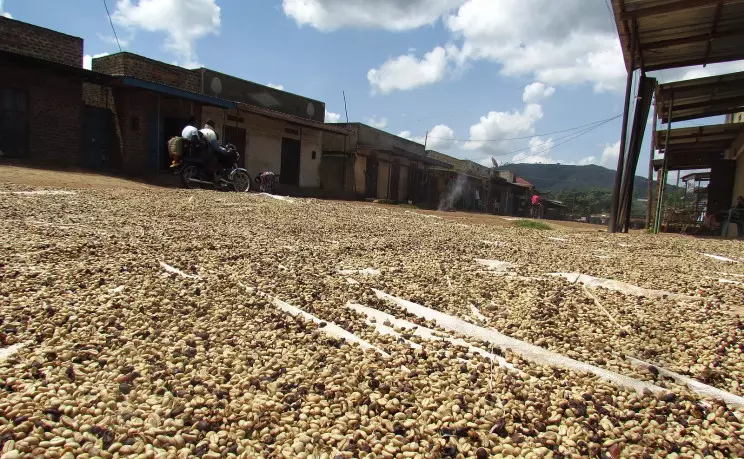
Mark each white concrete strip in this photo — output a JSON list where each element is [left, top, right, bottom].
[[1, 190, 75, 196], [719, 278, 744, 286], [500, 217, 520, 221], [347, 303, 517, 372], [339, 268, 381, 277], [259, 193, 294, 202], [446, 276, 453, 290], [720, 272, 744, 278], [373, 289, 665, 395], [404, 211, 443, 219], [470, 304, 488, 323], [159, 262, 201, 280], [701, 253, 740, 263], [273, 298, 389, 357], [346, 278, 360, 285], [110, 285, 125, 293], [547, 237, 568, 242], [626, 356, 744, 409], [0, 343, 25, 362], [476, 271, 543, 281], [550, 273, 698, 302], [475, 259, 515, 272], [346, 305, 422, 350], [482, 240, 507, 247]]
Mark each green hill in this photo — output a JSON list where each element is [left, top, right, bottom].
[[504, 163, 654, 195]]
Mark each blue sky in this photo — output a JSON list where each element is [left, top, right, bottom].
[[3, 0, 743, 176]]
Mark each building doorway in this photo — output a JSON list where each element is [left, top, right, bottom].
[[0, 89, 28, 158], [280, 137, 301, 185], [389, 162, 400, 201], [223, 125, 246, 168], [83, 106, 114, 169], [365, 157, 379, 198]]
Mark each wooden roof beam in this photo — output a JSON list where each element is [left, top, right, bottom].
[[641, 29, 744, 50], [621, 0, 724, 19], [645, 54, 744, 71], [664, 107, 744, 122]]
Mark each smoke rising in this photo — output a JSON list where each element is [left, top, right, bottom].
[[438, 174, 468, 211]]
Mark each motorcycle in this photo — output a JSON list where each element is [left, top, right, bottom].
[[174, 142, 251, 192]]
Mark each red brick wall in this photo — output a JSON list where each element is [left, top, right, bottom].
[[0, 17, 83, 68], [93, 53, 201, 93], [0, 65, 82, 164]]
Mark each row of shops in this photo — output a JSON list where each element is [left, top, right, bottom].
[[0, 16, 561, 218]]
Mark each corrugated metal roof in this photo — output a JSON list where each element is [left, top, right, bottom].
[[655, 123, 744, 151], [653, 122, 744, 169], [612, 0, 744, 72], [656, 71, 744, 122]]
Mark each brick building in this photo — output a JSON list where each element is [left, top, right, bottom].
[[0, 17, 97, 163]]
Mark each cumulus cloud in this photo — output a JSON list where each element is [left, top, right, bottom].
[[366, 117, 389, 129], [400, 124, 456, 150], [282, 0, 463, 31], [267, 83, 285, 90], [464, 104, 544, 154], [352, 0, 625, 93], [368, 47, 449, 94], [598, 141, 620, 168], [0, 0, 11, 18], [512, 137, 560, 164], [112, 0, 221, 68], [522, 82, 555, 104], [325, 110, 342, 123], [83, 53, 110, 70]]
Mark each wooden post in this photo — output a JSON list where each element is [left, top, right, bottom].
[[654, 97, 674, 233], [609, 63, 635, 232], [645, 100, 657, 229]]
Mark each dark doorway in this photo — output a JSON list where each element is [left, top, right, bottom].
[[223, 125, 246, 168], [83, 106, 114, 169], [280, 137, 301, 185], [390, 163, 400, 201], [0, 88, 28, 158], [163, 117, 190, 170], [365, 157, 379, 198]]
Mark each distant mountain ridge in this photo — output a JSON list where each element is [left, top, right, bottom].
[[503, 163, 653, 195]]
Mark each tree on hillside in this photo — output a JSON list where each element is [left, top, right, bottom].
[[552, 188, 612, 220]]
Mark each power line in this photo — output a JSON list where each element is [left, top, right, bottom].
[[480, 115, 620, 162], [103, 0, 122, 53], [425, 113, 621, 142]]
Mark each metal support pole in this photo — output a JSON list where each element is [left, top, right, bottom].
[[645, 101, 657, 229], [156, 94, 161, 173], [654, 98, 674, 233], [609, 68, 635, 233]]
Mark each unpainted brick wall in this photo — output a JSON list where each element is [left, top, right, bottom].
[[0, 65, 82, 164], [0, 17, 83, 67], [93, 53, 200, 93]]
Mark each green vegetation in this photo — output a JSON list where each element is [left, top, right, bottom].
[[515, 220, 553, 230]]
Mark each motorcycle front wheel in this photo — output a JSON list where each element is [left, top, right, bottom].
[[232, 170, 251, 192], [181, 165, 200, 189]]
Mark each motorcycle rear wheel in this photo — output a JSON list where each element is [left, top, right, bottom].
[[181, 165, 200, 189], [232, 170, 251, 192]]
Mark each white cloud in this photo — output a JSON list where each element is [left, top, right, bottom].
[[282, 0, 463, 31], [464, 103, 543, 153], [400, 124, 456, 150], [0, 0, 11, 18], [112, 0, 221, 68], [97, 33, 130, 48], [368, 47, 449, 94], [654, 60, 744, 83], [578, 156, 596, 166], [357, 0, 625, 93], [325, 110, 342, 123], [366, 117, 389, 129], [267, 83, 285, 90], [512, 137, 560, 164], [522, 82, 555, 104], [83, 53, 110, 70], [599, 141, 620, 168]]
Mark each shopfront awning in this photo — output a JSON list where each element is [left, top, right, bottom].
[[656, 71, 744, 123], [113, 77, 237, 109]]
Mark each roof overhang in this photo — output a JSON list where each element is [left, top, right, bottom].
[[612, 0, 744, 72], [656, 71, 744, 122], [680, 171, 711, 180], [114, 77, 237, 109], [238, 102, 350, 135], [358, 145, 453, 168], [654, 122, 743, 169]]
